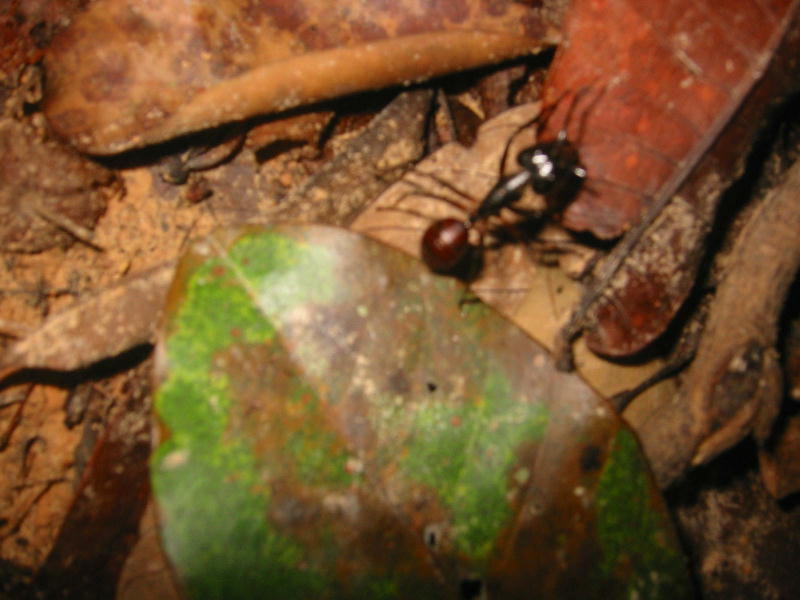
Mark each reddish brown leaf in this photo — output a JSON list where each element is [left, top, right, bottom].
[[540, 0, 798, 239], [545, 0, 800, 360], [38, 366, 151, 597]]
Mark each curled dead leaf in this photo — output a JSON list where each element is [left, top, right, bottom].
[[43, 0, 553, 154], [684, 158, 800, 469]]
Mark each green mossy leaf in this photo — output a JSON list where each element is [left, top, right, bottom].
[[151, 225, 692, 599]]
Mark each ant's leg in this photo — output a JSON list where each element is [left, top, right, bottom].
[[370, 172, 475, 224], [456, 226, 486, 306], [505, 204, 548, 221], [541, 79, 603, 142], [577, 171, 653, 201], [572, 83, 606, 143], [403, 169, 478, 213], [360, 167, 482, 243], [492, 101, 560, 180], [466, 225, 486, 281], [462, 214, 545, 309]]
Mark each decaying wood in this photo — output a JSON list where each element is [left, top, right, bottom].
[[271, 89, 433, 226], [687, 160, 800, 463], [673, 463, 800, 597], [759, 411, 800, 498], [635, 158, 800, 489]]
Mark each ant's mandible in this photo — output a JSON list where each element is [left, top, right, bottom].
[[420, 92, 591, 275]]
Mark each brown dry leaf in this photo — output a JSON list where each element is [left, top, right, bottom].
[[43, 0, 553, 154], [0, 384, 78, 570], [0, 119, 117, 252], [0, 359, 152, 597]]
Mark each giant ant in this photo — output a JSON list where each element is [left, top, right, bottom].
[[420, 89, 596, 277]]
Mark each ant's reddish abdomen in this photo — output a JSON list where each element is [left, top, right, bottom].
[[421, 218, 471, 273]]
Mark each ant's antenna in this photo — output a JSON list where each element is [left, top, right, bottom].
[[493, 89, 574, 180], [572, 83, 607, 144]]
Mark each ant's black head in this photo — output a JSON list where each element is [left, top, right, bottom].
[[517, 135, 587, 212]]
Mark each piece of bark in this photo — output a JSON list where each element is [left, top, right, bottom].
[[272, 88, 433, 226]]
